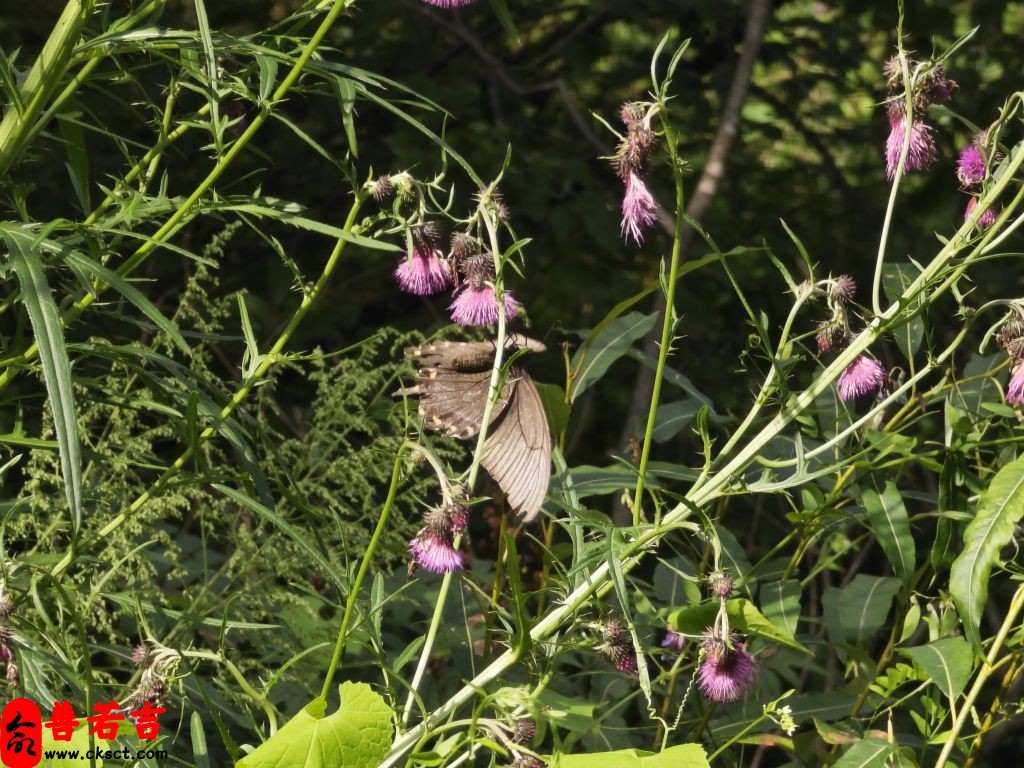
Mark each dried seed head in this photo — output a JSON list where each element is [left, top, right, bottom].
[[707, 570, 734, 598]]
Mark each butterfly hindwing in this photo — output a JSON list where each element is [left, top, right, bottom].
[[481, 370, 552, 523]]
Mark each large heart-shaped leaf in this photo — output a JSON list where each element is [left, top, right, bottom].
[[237, 682, 391, 767]]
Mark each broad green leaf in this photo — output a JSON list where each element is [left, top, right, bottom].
[[64, 250, 190, 354], [899, 637, 974, 699], [951, 456, 1024, 648], [649, 400, 701, 443], [535, 690, 595, 734], [569, 311, 657, 402], [6, 234, 83, 532], [882, 263, 924, 361], [860, 481, 915, 587], [834, 738, 895, 768], [237, 683, 391, 767], [759, 580, 801, 640], [669, 598, 808, 653], [552, 744, 709, 768], [41, 724, 100, 766], [825, 575, 900, 645]]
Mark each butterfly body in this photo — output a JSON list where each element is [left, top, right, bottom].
[[398, 336, 552, 522]]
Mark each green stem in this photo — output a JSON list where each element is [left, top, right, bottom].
[[632, 118, 686, 523], [48, 195, 365, 579], [320, 441, 409, 700], [401, 200, 510, 726], [0, 0, 96, 174], [871, 24, 912, 315], [708, 714, 767, 760], [933, 584, 1024, 768]]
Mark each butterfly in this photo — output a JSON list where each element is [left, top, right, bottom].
[[398, 334, 552, 523]]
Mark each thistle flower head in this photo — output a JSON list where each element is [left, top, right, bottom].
[[830, 275, 857, 304], [132, 643, 152, 668], [924, 64, 957, 103], [1008, 363, 1024, 406], [0, 593, 13, 623], [964, 196, 998, 230], [660, 627, 687, 654], [708, 570, 734, 598], [450, 231, 477, 262], [409, 529, 464, 574], [599, 617, 638, 674], [395, 227, 453, 295], [512, 718, 536, 745], [885, 104, 936, 180], [368, 175, 394, 201], [621, 173, 658, 245], [409, 505, 466, 575], [957, 146, 987, 187], [476, 186, 511, 221], [997, 316, 1024, 361], [838, 355, 886, 401], [450, 284, 519, 326], [697, 632, 758, 703], [816, 322, 844, 354]]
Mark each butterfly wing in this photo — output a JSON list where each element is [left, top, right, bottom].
[[481, 370, 552, 523], [398, 367, 513, 439]]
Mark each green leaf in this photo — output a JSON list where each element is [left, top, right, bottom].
[[569, 311, 657, 402], [649, 400, 701, 443], [64, 250, 190, 354], [6, 234, 83, 532], [669, 598, 808, 653], [191, 711, 212, 768], [552, 744, 709, 768], [220, 200, 401, 251], [535, 689, 596, 734], [834, 738, 895, 768], [860, 481, 916, 587], [899, 636, 974, 699], [236, 682, 391, 767], [951, 456, 1024, 648], [534, 382, 569, 436], [759, 580, 801, 640], [825, 575, 900, 645]]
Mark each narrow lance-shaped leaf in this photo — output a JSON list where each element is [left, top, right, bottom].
[[950, 456, 1024, 648], [860, 481, 916, 588], [6, 234, 83, 532]]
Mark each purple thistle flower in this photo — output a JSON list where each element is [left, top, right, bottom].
[[697, 634, 758, 703], [885, 107, 936, 180], [965, 196, 998, 230], [838, 355, 886, 401], [621, 172, 657, 245], [408, 506, 466, 575], [395, 250, 452, 295], [957, 146, 987, 187], [660, 628, 687, 655], [1008, 364, 1024, 405], [450, 284, 519, 326], [409, 533, 464, 573]]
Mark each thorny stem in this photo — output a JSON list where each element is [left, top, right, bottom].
[[934, 584, 1024, 768], [401, 196, 511, 725], [632, 113, 687, 523], [48, 195, 366, 579]]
